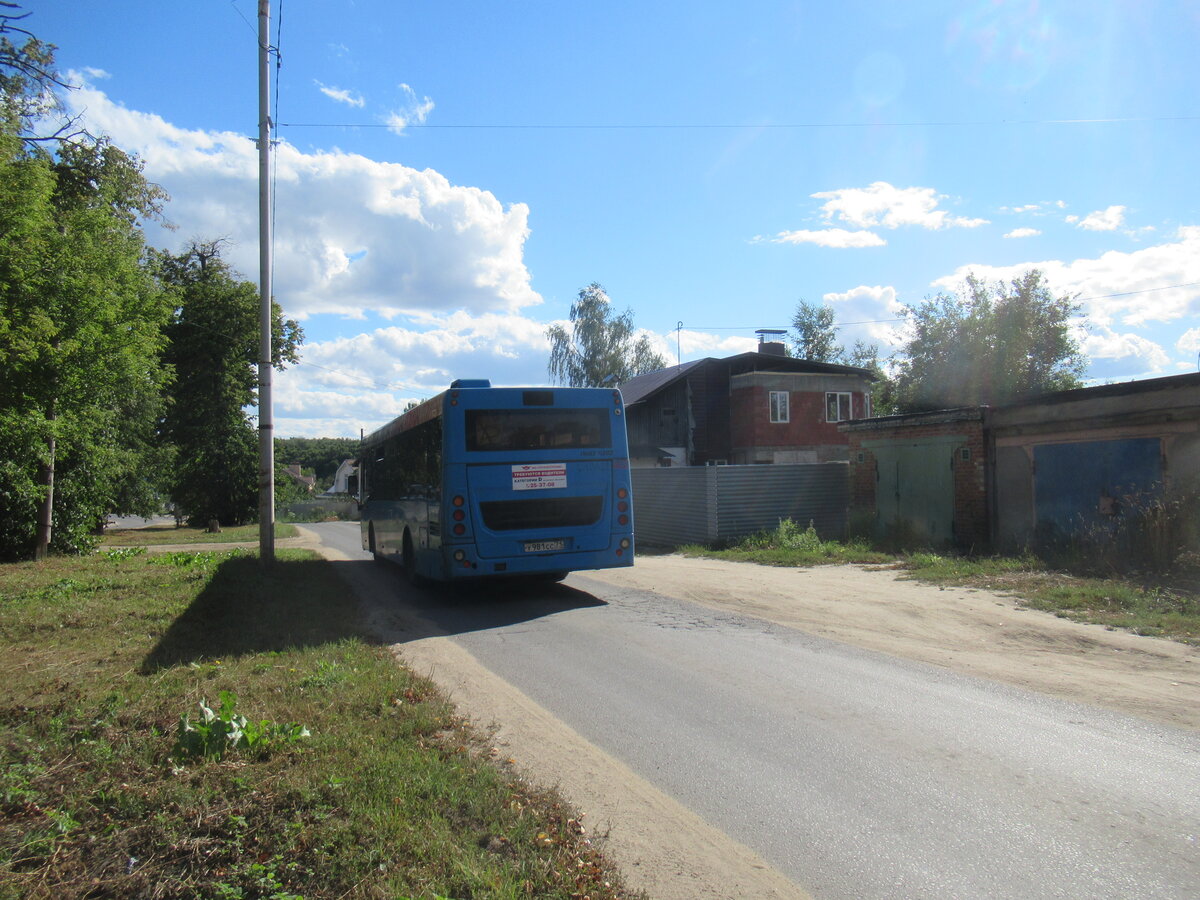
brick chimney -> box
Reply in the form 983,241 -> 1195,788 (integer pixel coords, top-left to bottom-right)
755,328 -> 788,357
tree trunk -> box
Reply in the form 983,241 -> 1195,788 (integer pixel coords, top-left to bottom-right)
33,406 -> 56,560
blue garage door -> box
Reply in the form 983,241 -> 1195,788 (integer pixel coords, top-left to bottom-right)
1033,438 -> 1162,539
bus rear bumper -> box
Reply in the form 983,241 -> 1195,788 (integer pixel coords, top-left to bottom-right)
442,539 -> 634,579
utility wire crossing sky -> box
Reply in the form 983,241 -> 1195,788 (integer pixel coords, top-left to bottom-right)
27,0 -> 1200,437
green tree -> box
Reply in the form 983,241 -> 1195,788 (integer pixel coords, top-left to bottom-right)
891,270 -> 1086,412
546,282 -> 667,387
1,7 -> 69,136
790,300 -> 843,362
159,242 -> 302,527
843,340 -> 898,416
0,27 -> 172,559
788,299 -> 898,414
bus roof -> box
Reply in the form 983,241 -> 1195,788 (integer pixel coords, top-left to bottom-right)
362,392 -> 446,447
361,382 -> 624,447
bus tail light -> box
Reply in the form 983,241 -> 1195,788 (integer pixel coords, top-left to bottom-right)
451,495 -> 469,536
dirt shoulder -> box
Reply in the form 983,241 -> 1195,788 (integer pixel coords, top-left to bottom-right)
135,537 -> 310,553
582,555 -> 1200,732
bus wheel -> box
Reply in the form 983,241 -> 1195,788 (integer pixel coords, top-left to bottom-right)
368,524 -> 383,563
402,532 -> 427,587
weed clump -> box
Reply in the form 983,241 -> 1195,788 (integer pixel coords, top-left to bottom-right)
173,690 -> 311,763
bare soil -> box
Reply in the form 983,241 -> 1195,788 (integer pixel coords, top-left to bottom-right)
584,556 -> 1200,732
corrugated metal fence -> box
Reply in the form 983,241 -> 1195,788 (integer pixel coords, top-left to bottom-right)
631,463 -> 849,547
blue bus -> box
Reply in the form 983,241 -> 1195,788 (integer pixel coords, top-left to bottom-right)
359,379 -> 635,583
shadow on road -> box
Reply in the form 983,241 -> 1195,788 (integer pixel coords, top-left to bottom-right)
325,556 -> 609,647
140,550 -> 609,673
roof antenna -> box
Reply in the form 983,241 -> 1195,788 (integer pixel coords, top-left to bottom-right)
676,320 -> 683,368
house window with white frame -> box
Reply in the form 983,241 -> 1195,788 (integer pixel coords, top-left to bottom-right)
826,391 -> 853,422
769,390 -> 789,423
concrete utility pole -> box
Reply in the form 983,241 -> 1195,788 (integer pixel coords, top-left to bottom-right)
257,0 -> 275,567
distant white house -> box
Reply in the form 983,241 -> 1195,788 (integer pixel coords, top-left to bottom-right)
322,459 -> 358,495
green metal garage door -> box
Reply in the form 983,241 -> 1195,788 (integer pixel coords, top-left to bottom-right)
870,435 -> 960,547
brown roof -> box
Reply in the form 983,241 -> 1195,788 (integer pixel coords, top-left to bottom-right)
620,352 -> 875,407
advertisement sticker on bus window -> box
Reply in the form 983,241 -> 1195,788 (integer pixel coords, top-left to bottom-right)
512,463 -> 567,491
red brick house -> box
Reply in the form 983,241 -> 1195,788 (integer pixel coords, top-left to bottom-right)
620,344 -> 875,467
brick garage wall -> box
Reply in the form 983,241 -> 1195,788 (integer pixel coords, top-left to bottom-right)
952,424 -> 989,548
846,437 -> 877,527
843,411 -> 989,549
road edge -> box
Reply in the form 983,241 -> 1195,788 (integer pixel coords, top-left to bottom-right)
295,525 -> 810,900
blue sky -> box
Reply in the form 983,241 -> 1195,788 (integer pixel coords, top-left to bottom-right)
28,0 -> 1200,436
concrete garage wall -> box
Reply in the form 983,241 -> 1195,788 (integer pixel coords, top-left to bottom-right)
631,463 -> 849,547
991,373 -> 1200,552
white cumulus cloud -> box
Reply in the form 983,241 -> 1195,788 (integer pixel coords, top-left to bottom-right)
812,181 -> 988,231
1075,205 -> 1126,231
1177,328 -> 1200,355
1080,326 -> 1169,372
1004,227 -> 1041,239
62,77 -> 540,320
771,228 -> 886,248
277,312 -> 563,436
932,226 -> 1200,330
672,330 -> 757,359
821,284 -> 905,348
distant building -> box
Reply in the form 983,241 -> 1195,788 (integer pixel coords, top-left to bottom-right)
281,463 -> 316,492
620,344 -> 876,467
322,459 -> 358,496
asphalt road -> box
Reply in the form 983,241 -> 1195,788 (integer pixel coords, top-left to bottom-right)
306,522 -> 1200,900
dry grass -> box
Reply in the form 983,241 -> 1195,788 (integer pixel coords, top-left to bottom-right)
101,523 -> 299,546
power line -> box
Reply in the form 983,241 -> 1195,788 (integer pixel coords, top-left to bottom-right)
1078,281 -> 1200,302
277,115 -> 1200,132
678,281 -> 1200,332
227,0 -> 258,37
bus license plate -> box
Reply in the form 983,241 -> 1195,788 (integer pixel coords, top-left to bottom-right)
524,539 -> 564,553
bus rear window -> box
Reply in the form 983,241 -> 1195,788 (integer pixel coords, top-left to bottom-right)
466,408 -> 612,452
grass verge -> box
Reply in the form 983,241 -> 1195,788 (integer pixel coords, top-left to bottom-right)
901,550 -> 1200,643
101,523 -> 300,546
0,547 -> 638,899
677,518 -> 893,567
681,519 -> 1200,644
